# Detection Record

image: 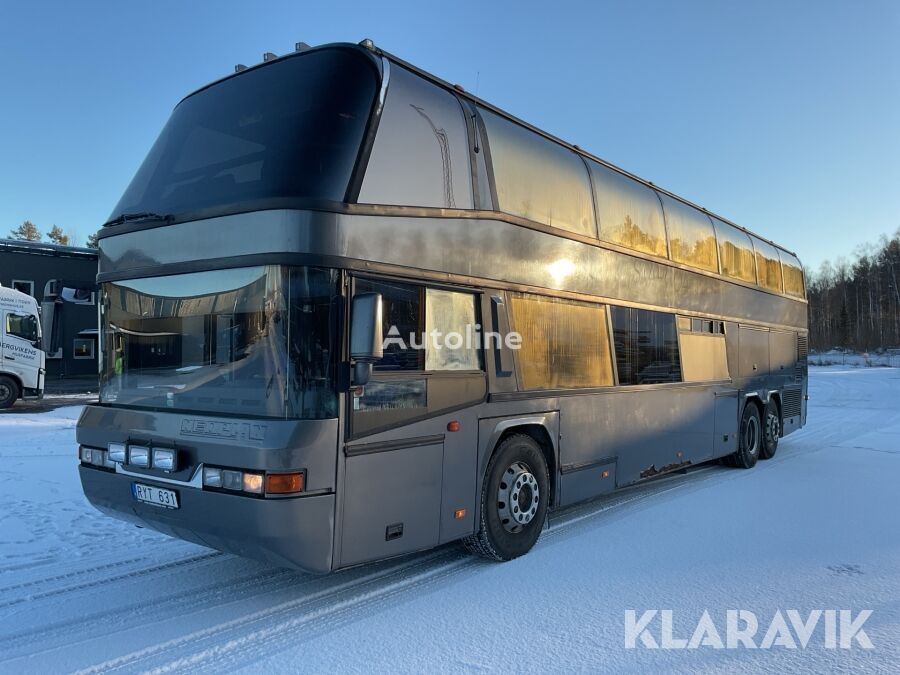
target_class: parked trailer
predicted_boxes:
[77,40,808,572]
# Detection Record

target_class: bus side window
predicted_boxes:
[611,307,682,385]
[358,66,473,210]
[353,278,481,372]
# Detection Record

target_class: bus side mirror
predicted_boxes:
[350,292,383,386]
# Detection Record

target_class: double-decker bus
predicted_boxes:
[77,40,808,573]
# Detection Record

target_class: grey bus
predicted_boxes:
[77,40,808,573]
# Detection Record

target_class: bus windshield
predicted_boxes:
[99,266,340,419]
[109,48,378,221]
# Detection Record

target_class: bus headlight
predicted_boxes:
[128,446,150,467]
[203,467,222,487]
[242,473,264,494]
[152,448,176,472]
[107,443,126,463]
[222,470,243,491]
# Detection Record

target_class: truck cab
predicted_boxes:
[0,284,45,408]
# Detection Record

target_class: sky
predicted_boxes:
[1,0,898,272]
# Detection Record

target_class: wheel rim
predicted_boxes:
[0,383,10,401]
[497,461,540,533]
[744,415,760,456]
[766,412,780,444]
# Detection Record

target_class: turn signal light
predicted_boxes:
[266,472,305,494]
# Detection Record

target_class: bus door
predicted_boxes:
[340,276,486,567]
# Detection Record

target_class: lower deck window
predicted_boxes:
[611,307,681,385]
[509,293,614,390]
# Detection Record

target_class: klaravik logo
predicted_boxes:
[180,419,267,443]
[624,609,874,649]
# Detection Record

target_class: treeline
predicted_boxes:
[807,228,900,351]
[7,220,97,248]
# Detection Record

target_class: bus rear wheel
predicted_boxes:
[0,376,19,409]
[463,434,549,562]
[760,399,780,460]
[729,403,761,469]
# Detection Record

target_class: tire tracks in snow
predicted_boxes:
[70,467,726,674]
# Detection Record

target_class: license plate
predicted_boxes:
[132,483,179,509]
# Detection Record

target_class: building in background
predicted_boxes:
[1,238,98,379]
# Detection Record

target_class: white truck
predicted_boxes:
[0,284,45,408]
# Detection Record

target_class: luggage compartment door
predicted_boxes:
[340,439,443,567]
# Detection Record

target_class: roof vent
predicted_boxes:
[263,52,278,62]
[234,64,248,73]
[295,41,311,52]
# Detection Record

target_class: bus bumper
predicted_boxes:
[78,465,335,574]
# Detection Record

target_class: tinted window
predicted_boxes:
[100,266,340,419]
[713,218,757,283]
[5,312,39,342]
[481,109,595,236]
[359,67,473,209]
[752,237,784,293]
[356,278,424,371]
[355,279,481,372]
[588,161,667,257]
[611,307,682,385]
[111,49,378,220]
[780,251,805,298]
[659,195,718,273]
[509,293,614,389]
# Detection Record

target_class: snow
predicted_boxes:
[1,367,898,673]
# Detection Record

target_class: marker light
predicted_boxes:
[107,443,126,463]
[243,473,264,494]
[152,448,176,472]
[222,470,243,491]
[129,446,150,468]
[266,472,305,494]
[80,446,92,462]
[203,467,223,488]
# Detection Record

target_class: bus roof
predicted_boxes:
[180,39,798,260]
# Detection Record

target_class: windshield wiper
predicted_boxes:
[104,212,173,227]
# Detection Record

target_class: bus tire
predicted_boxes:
[730,402,761,469]
[463,434,550,562]
[0,376,19,409]
[760,399,780,460]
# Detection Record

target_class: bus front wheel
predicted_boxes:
[463,434,550,562]
[0,376,19,409]
[729,403,761,469]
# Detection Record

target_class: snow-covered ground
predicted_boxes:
[0,367,898,673]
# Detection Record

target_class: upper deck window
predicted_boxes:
[752,237,784,293]
[659,195,718,273]
[109,48,378,221]
[713,218,757,284]
[481,109,595,237]
[358,67,473,209]
[588,161,668,258]
[780,251,806,299]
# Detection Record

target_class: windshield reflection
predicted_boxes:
[100,266,339,419]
